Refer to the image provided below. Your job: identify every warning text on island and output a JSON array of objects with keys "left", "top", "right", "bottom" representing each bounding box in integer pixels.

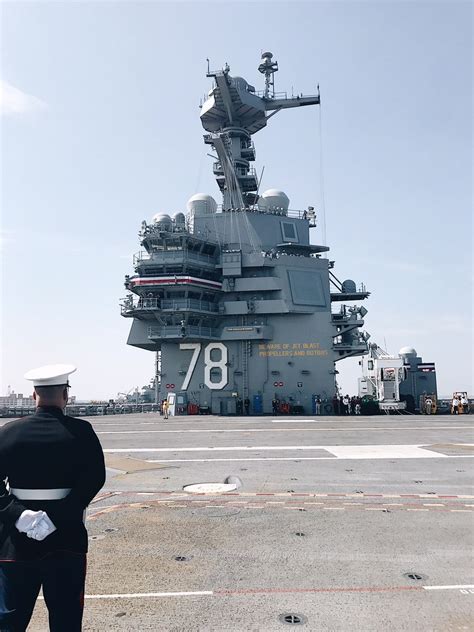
[{"left": 258, "top": 342, "right": 329, "bottom": 358}]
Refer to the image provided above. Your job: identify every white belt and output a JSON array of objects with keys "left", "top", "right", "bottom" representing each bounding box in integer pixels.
[{"left": 10, "top": 488, "right": 71, "bottom": 500}]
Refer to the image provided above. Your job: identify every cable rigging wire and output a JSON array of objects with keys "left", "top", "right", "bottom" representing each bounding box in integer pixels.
[
  {"left": 317, "top": 101, "right": 327, "bottom": 256},
  {"left": 211, "top": 203, "right": 222, "bottom": 251}
]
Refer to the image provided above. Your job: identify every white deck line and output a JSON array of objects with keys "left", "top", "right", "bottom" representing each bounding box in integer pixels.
[
  {"left": 40, "top": 591, "right": 214, "bottom": 600},
  {"left": 97, "top": 426, "right": 470, "bottom": 434},
  {"left": 271, "top": 419, "right": 317, "bottom": 422},
  {"left": 91, "top": 418, "right": 473, "bottom": 426},
  {"left": 423, "top": 585, "right": 474, "bottom": 590},
  {"left": 103, "top": 444, "right": 463, "bottom": 459},
  {"left": 145, "top": 456, "right": 474, "bottom": 463},
  {"left": 37, "top": 585, "right": 474, "bottom": 600},
  {"left": 272, "top": 419, "right": 473, "bottom": 424},
  {"left": 106, "top": 444, "right": 425, "bottom": 452}
]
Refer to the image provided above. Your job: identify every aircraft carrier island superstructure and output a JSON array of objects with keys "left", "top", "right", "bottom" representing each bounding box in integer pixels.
[{"left": 121, "top": 53, "right": 370, "bottom": 415}]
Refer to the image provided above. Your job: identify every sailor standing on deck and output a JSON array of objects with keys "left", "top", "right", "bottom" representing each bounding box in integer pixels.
[{"left": 0, "top": 364, "right": 106, "bottom": 632}]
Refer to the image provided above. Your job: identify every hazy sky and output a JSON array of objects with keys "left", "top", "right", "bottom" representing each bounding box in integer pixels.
[{"left": 1, "top": 1, "right": 472, "bottom": 400}]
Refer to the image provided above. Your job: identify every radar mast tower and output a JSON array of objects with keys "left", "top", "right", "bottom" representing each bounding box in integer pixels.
[
  {"left": 258, "top": 51, "right": 279, "bottom": 98},
  {"left": 200, "top": 52, "right": 320, "bottom": 209}
]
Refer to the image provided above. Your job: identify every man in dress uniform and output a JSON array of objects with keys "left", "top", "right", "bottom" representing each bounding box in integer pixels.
[{"left": 0, "top": 364, "right": 106, "bottom": 632}]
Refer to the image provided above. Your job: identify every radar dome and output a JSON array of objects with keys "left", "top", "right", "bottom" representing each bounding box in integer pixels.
[
  {"left": 186, "top": 193, "right": 217, "bottom": 216},
  {"left": 261, "top": 189, "right": 290, "bottom": 213},
  {"left": 399, "top": 346, "right": 417, "bottom": 358},
  {"left": 173, "top": 212, "right": 186, "bottom": 226},
  {"left": 342, "top": 279, "right": 357, "bottom": 293},
  {"left": 152, "top": 213, "right": 172, "bottom": 229}
]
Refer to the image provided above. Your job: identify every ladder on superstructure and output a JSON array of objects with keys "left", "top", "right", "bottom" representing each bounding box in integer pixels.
[{"left": 242, "top": 340, "right": 251, "bottom": 400}]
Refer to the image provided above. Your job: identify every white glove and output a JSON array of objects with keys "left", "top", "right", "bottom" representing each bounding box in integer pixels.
[
  {"left": 26, "top": 513, "right": 57, "bottom": 541},
  {"left": 15, "top": 510, "right": 46, "bottom": 534}
]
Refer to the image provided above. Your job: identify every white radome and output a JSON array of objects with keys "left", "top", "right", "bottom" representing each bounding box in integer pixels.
[
  {"left": 399, "top": 346, "right": 417, "bottom": 357},
  {"left": 186, "top": 193, "right": 217, "bottom": 216},
  {"left": 173, "top": 212, "right": 186, "bottom": 225},
  {"left": 261, "top": 189, "right": 290, "bottom": 212},
  {"left": 152, "top": 213, "right": 172, "bottom": 228}
]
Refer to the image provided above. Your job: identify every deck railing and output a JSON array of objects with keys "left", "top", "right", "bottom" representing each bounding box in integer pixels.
[
  {"left": 134, "top": 250, "right": 215, "bottom": 266},
  {"left": 214, "top": 205, "right": 315, "bottom": 222},
  {"left": 121, "top": 298, "right": 219, "bottom": 315},
  {"left": 148, "top": 325, "right": 218, "bottom": 339},
  {"left": 161, "top": 299, "right": 218, "bottom": 313}
]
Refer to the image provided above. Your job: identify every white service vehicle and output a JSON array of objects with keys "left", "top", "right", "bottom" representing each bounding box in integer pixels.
[{"left": 359, "top": 344, "right": 407, "bottom": 412}]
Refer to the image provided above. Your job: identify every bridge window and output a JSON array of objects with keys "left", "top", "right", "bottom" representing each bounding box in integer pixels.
[{"left": 280, "top": 221, "right": 298, "bottom": 243}]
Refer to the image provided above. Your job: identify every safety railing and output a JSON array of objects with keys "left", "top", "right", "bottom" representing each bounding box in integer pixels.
[
  {"left": 215, "top": 205, "right": 315, "bottom": 222},
  {"left": 121, "top": 298, "right": 219, "bottom": 315},
  {"left": 134, "top": 250, "right": 215, "bottom": 265},
  {"left": 255, "top": 90, "right": 288, "bottom": 99},
  {"left": 213, "top": 165, "right": 257, "bottom": 178},
  {"left": 161, "top": 299, "right": 218, "bottom": 313},
  {"left": 148, "top": 325, "right": 218, "bottom": 339},
  {"left": 133, "top": 252, "right": 151, "bottom": 264},
  {"left": 332, "top": 341, "right": 368, "bottom": 350},
  {"left": 121, "top": 298, "right": 159, "bottom": 314}
]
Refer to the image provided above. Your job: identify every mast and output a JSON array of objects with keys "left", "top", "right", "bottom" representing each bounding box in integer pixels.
[{"left": 201, "top": 52, "right": 320, "bottom": 209}]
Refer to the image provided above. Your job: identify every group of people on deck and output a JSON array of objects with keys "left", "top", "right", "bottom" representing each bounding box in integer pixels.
[
  {"left": 331, "top": 394, "right": 362, "bottom": 416},
  {"left": 451, "top": 394, "right": 469, "bottom": 414}
]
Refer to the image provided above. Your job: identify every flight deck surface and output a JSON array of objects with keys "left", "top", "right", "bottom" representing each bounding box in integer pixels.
[{"left": 5, "top": 413, "right": 471, "bottom": 631}]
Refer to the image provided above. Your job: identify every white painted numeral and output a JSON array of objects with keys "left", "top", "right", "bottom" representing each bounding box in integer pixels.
[
  {"left": 179, "top": 342, "right": 228, "bottom": 391},
  {"left": 179, "top": 343, "right": 201, "bottom": 390},
  {"left": 204, "top": 343, "right": 228, "bottom": 390}
]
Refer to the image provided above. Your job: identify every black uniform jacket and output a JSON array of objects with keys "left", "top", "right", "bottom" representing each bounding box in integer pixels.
[{"left": 0, "top": 406, "right": 106, "bottom": 561}]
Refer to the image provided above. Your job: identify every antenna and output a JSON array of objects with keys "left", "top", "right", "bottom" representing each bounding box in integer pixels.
[
  {"left": 206, "top": 58, "right": 210, "bottom": 75},
  {"left": 256, "top": 165, "right": 265, "bottom": 199},
  {"left": 258, "top": 51, "right": 279, "bottom": 98}
]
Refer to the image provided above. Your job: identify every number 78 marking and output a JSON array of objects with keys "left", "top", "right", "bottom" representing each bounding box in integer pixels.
[{"left": 179, "top": 342, "right": 228, "bottom": 390}]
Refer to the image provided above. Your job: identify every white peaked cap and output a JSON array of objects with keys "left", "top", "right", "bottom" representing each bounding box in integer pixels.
[{"left": 24, "top": 363, "right": 77, "bottom": 387}]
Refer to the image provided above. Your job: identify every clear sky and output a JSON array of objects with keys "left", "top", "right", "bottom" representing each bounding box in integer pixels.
[{"left": 1, "top": 1, "right": 472, "bottom": 400}]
